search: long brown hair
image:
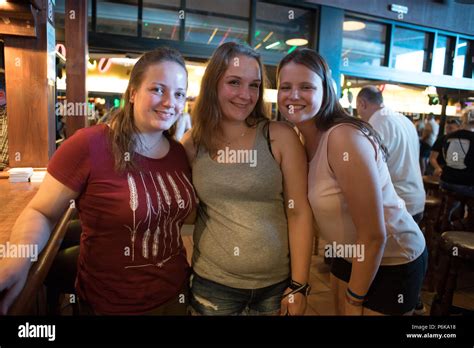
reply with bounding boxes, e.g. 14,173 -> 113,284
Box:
109,48 -> 187,172
277,48 -> 387,159
191,42 -> 270,154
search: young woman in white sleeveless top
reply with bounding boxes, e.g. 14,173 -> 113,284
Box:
277,49 -> 427,315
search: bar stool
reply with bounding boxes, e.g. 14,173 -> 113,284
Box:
430,231 -> 474,315
44,219 -> 81,315
420,196 -> 442,291
420,176 -> 442,291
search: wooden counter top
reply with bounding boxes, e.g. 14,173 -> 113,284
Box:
0,174 -> 75,315
0,179 -> 41,244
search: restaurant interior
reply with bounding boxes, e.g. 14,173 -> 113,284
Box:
0,0 -> 473,327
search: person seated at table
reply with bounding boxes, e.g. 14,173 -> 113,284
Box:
0,48 -> 197,315
430,118 -> 461,177
437,107 -> 474,230
438,107 -> 474,196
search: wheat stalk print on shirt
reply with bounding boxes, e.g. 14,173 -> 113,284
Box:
125,170 -> 198,269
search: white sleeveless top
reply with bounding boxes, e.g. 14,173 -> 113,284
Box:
308,123 -> 425,265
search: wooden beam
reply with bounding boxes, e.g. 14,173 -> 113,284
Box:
64,0 -> 88,137
4,0 -> 56,168
0,20 -> 36,37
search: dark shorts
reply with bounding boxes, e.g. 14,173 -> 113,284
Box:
189,272 -> 289,315
330,247 -> 428,315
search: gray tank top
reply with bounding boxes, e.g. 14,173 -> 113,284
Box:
192,121 -> 289,289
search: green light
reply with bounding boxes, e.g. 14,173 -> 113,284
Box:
144,22 -> 148,27
114,98 -> 120,108
287,45 -> 297,53
254,30 -> 261,37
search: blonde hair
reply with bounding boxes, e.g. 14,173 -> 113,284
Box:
191,42 -> 270,155
461,106 -> 474,126
109,48 -> 187,172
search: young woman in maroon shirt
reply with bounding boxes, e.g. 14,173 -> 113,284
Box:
0,48 -> 197,315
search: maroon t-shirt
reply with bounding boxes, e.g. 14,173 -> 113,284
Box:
48,124 -> 197,314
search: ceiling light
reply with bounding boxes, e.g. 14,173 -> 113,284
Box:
285,38 -> 308,46
343,21 -> 366,31
265,41 -> 281,49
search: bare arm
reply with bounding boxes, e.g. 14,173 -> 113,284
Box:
328,125 -> 387,305
271,122 -> 314,315
429,150 -> 442,176
0,173 -> 78,314
180,131 -> 198,225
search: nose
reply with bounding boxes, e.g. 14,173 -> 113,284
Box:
289,88 -> 299,100
160,91 -> 175,108
238,86 -> 251,101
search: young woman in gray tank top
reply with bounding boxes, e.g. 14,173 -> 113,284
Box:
181,42 -> 314,316
277,49 -> 427,316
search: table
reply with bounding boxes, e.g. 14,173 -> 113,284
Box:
0,174 -> 74,314
0,179 -> 41,244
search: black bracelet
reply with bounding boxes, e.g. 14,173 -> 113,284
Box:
347,287 -> 366,301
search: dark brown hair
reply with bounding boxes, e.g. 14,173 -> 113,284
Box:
277,48 -> 387,159
191,42 -> 270,154
109,48 -> 187,172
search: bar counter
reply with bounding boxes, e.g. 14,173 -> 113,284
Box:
0,174 -> 74,315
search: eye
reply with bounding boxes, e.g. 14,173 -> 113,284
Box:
176,91 -> 186,99
229,80 -> 240,86
250,83 -> 260,89
280,86 -> 291,90
302,85 -> 315,90
151,87 -> 164,94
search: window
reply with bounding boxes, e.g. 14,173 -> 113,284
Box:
391,27 -> 429,73
342,18 -> 387,67
142,0 -> 181,40
97,0 -> 138,37
185,0 -> 249,45
432,35 -> 452,75
453,38 -> 468,78
255,2 -> 313,55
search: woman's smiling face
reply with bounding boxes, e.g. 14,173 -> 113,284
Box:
278,62 -> 323,124
131,61 -> 187,133
217,54 -> 261,122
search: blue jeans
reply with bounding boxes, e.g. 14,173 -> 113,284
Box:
189,272 -> 289,316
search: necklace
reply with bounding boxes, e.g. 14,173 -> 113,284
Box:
138,134 -> 163,152
222,128 -> 248,146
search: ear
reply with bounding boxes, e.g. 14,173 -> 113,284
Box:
130,88 -> 136,103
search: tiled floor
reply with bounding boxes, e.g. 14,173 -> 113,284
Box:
182,228 -> 474,316
58,226 -> 473,315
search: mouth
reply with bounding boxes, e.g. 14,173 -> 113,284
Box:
231,102 -> 249,109
154,110 -> 174,119
286,104 -> 306,111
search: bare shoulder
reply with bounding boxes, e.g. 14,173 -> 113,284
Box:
180,130 -> 197,164
268,120 -> 300,143
327,123 -> 377,160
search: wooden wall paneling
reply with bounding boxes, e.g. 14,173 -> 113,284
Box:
64,0 -> 88,138
4,0 -> 55,168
